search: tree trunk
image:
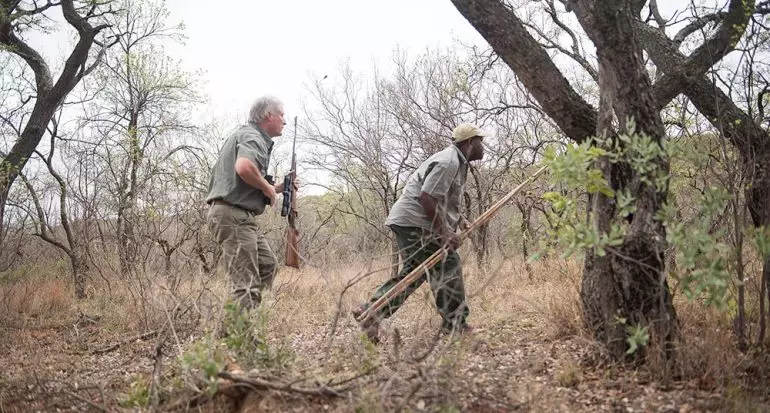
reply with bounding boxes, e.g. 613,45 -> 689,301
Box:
517,202 -> 534,280
118,112 -> 141,276
569,0 -> 677,366
71,253 -> 87,299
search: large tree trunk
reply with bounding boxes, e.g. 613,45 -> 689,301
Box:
570,0 -> 677,365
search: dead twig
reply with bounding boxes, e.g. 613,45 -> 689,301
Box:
91,330 -> 160,354
62,389 -> 112,412
217,371 -> 353,398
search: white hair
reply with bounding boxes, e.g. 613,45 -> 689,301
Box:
248,95 -> 284,123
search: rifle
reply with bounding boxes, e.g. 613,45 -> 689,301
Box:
281,116 -> 300,268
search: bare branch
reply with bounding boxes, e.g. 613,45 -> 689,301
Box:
522,0 -> 598,82
648,0 -> 669,28
451,0 -> 597,142
673,12 -> 728,45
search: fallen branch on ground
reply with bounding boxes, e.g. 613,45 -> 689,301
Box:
164,372 -> 355,411
91,330 -> 160,354
217,371 -> 353,398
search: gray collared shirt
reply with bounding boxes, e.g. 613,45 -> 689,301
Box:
205,122 -> 274,214
385,145 -> 468,233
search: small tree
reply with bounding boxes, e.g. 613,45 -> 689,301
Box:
0,0 -> 118,237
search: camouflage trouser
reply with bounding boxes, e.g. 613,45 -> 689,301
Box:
366,225 -> 469,330
207,203 -> 277,310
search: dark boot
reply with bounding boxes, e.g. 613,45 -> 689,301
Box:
352,303 -> 381,344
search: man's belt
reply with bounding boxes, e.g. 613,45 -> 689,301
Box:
210,199 -> 257,215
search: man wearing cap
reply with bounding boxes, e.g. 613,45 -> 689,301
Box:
352,123 -> 487,342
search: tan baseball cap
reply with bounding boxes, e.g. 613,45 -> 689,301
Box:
452,123 -> 489,143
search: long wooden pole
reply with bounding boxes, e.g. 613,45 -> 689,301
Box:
354,165 -> 548,324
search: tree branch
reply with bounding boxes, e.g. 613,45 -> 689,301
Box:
217,371 -> 352,398
651,0 -> 751,105
450,0 -> 597,142
0,7 -> 55,94
673,12 -> 728,44
635,8 -> 769,170
648,0 -> 669,28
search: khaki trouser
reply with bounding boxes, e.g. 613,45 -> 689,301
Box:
207,203 -> 277,310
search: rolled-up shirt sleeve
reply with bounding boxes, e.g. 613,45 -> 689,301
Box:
420,162 -> 457,198
237,138 -> 268,171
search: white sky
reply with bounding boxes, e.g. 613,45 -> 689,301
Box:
19,0 -> 693,126
162,0 -> 487,122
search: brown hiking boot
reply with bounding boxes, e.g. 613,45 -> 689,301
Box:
352,303 -> 380,344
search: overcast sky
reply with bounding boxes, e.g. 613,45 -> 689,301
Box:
159,0 -> 692,121
20,0 -> 692,125
162,0 -> 488,122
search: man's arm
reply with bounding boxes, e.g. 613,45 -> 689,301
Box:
418,191 -> 460,250
235,157 -> 276,204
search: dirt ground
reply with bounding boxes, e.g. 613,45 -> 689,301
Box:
1,260 -> 769,412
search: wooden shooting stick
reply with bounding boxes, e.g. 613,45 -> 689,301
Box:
354,165 -> 548,325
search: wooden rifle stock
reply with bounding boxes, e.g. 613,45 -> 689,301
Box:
283,117 -> 300,268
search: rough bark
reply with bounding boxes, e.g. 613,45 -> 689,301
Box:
567,0 -> 676,363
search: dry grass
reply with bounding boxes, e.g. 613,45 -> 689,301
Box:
673,298 -> 743,384
1,273 -> 74,323
1,251 -> 769,412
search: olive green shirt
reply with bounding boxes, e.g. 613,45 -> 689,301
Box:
205,122 -> 274,214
